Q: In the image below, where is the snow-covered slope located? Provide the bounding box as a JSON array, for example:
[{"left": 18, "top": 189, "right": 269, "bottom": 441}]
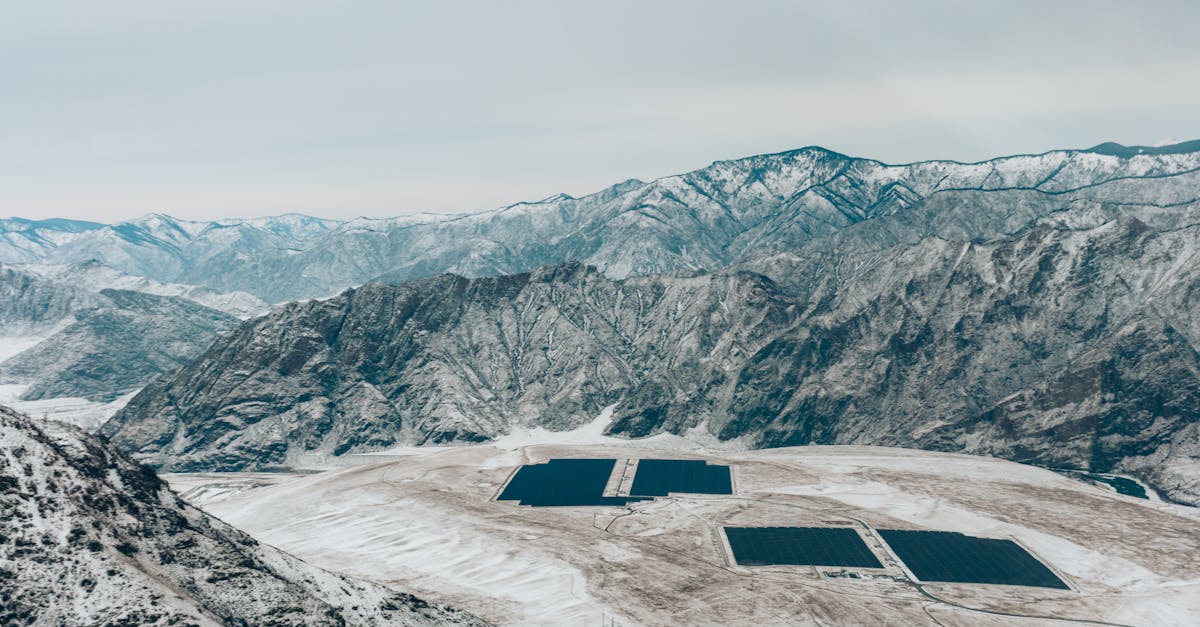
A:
[
  {"left": 20, "top": 260, "right": 267, "bottom": 319},
  {"left": 0, "top": 213, "right": 338, "bottom": 299},
  {"left": 0, "top": 218, "right": 105, "bottom": 263},
  {"left": 0, "top": 288, "right": 238, "bottom": 402},
  {"left": 0, "top": 405, "right": 487, "bottom": 626},
  {"left": 0, "top": 262, "right": 266, "bottom": 415}
]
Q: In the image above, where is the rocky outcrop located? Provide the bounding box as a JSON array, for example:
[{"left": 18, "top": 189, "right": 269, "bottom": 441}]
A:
[{"left": 0, "top": 404, "right": 486, "bottom": 626}]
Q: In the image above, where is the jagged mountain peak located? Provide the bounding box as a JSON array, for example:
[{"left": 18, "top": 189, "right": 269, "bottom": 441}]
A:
[{"left": 710, "top": 144, "right": 856, "bottom": 165}]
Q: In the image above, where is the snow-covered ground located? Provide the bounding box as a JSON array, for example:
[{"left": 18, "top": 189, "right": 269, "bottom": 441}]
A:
[
  {"left": 0, "top": 335, "right": 48, "bottom": 362},
  {"left": 0, "top": 384, "right": 133, "bottom": 430},
  {"left": 169, "top": 441, "right": 1200, "bottom": 626},
  {"left": 172, "top": 454, "right": 614, "bottom": 625}
]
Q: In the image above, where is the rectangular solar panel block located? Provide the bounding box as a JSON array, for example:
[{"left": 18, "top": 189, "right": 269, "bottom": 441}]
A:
[
  {"left": 879, "top": 530, "right": 1068, "bottom": 589},
  {"left": 724, "top": 527, "right": 883, "bottom": 568},
  {"left": 629, "top": 459, "right": 733, "bottom": 496},
  {"left": 498, "top": 458, "right": 650, "bottom": 507}
]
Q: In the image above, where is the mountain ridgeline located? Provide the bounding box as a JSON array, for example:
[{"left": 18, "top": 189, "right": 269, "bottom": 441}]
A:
[
  {"left": 34, "top": 140, "right": 1200, "bottom": 505},
  {"left": 4, "top": 142, "right": 1200, "bottom": 303}
]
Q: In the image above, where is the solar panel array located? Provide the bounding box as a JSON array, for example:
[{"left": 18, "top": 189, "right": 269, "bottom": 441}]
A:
[
  {"left": 497, "top": 458, "right": 650, "bottom": 507},
  {"left": 724, "top": 527, "right": 883, "bottom": 567},
  {"left": 878, "top": 530, "right": 1068, "bottom": 589},
  {"left": 498, "top": 458, "right": 733, "bottom": 507},
  {"left": 629, "top": 459, "right": 732, "bottom": 496},
  {"left": 498, "top": 460, "right": 1069, "bottom": 590}
]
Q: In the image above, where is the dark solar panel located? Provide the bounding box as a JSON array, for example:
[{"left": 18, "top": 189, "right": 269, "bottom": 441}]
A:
[
  {"left": 724, "top": 527, "right": 883, "bottom": 567},
  {"left": 497, "top": 458, "right": 650, "bottom": 507},
  {"left": 629, "top": 459, "right": 733, "bottom": 497},
  {"left": 879, "top": 530, "right": 1068, "bottom": 589}
]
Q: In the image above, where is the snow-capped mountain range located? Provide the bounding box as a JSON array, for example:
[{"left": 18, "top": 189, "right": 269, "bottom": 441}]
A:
[
  {"left": 4, "top": 141, "right": 1200, "bottom": 303},
  {"left": 103, "top": 208, "right": 1200, "bottom": 505}
]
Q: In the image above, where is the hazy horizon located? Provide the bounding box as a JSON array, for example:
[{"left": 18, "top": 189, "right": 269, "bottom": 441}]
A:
[
  {"left": 4, "top": 0, "right": 1199, "bottom": 223},
  {"left": 7, "top": 137, "right": 1199, "bottom": 226}
]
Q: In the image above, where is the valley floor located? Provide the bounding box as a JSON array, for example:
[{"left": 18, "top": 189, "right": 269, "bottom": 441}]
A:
[{"left": 167, "top": 444, "right": 1200, "bottom": 626}]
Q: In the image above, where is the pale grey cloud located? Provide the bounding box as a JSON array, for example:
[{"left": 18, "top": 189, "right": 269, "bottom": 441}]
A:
[{"left": 2, "top": 0, "right": 1198, "bottom": 221}]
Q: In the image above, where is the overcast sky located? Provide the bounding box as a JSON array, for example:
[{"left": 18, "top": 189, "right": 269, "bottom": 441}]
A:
[{"left": 3, "top": 0, "right": 1199, "bottom": 222}]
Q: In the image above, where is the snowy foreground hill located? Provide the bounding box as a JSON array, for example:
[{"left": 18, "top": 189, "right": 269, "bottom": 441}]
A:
[{"left": 0, "top": 405, "right": 486, "bottom": 626}]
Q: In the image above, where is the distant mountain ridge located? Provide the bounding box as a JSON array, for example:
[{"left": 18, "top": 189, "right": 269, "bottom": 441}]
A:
[
  {"left": 0, "top": 262, "right": 265, "bottom": 404},
  {"left": 1085, "top": 139, "right": 1200, "bottom": 158},
  {"left": 5, "top": 140, "right": 1199, "bottom": 302}
]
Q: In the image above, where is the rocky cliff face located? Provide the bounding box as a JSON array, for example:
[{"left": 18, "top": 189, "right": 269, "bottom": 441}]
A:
[
  {"left": 104, "top": 212, "right": 1200, "bottom": 504},
  {"left": 727, "top": 219, "right": 1200, "bottom": 504},
  {"left": 0, "top": 404, "right": 485, "bottom": 626},
  {"left": 5, "top": 143, "right": 1199, "bottom": 302}
]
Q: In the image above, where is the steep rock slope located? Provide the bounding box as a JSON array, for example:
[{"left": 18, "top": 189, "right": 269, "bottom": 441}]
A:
[
  {"left": 727, "top": 219, "right": 1200, "bottom": 503},
  {"left": 4, "top": 142, "right": 1199, "bottom": 302},
  {"left": 0, "top": 405, "right": 485, "bottom": 626},
  {"left": 1, "top": 289, "right": 238, "bottom": 402},
  {"left": 105, "top": 263, "right": 795, "bottom": 469},
  {"left": 0, "top": 264, "right": 102, "bottom": 335},
  {"left": 105, "top": 216, "right": 1200, "bottom": 503},
  {"left": 0, "top": 265, "right": 246, "bottom": 402}
]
